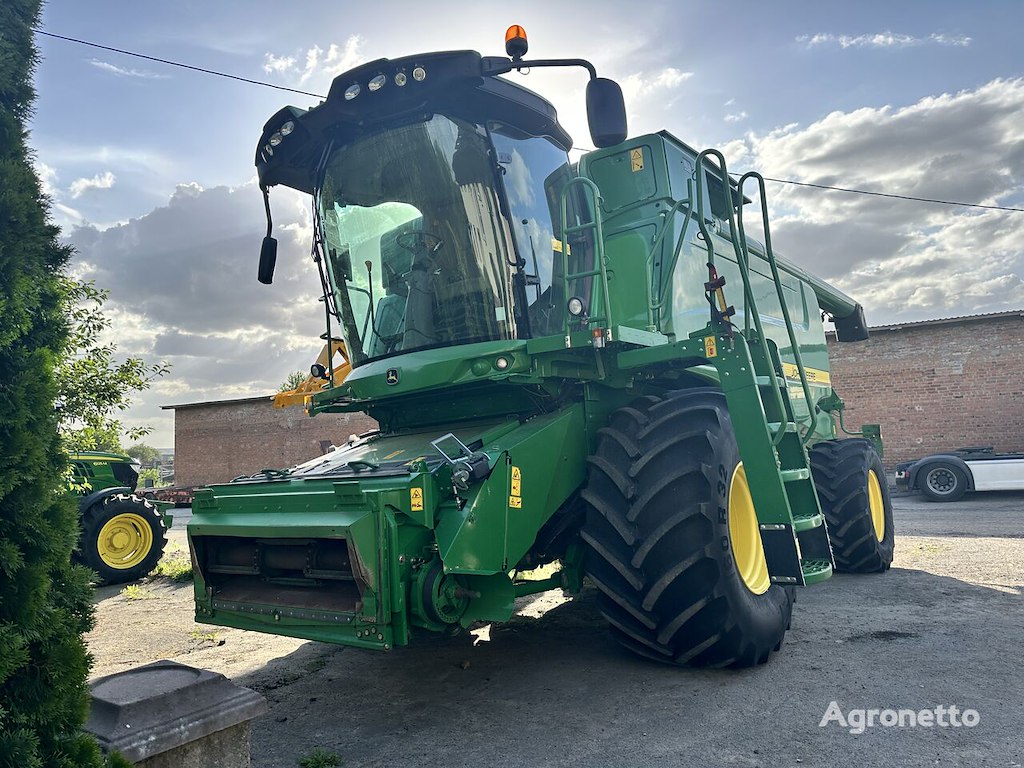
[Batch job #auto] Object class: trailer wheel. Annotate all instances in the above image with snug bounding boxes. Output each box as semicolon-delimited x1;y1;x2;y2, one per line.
919;461;967;502
580;388;792;667
80;494;168;584
809;439;894;572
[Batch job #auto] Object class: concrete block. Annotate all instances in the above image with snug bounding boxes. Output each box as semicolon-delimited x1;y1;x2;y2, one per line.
86;660;266;767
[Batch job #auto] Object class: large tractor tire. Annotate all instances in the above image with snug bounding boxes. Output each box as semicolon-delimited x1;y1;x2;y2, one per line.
580;388;792;667
80;494;168;584
808;439;894;573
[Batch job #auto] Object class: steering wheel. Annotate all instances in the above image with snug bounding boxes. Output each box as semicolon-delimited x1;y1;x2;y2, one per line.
396;230;444;256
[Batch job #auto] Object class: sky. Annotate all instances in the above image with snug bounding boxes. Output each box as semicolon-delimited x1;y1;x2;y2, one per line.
29;0;1024;448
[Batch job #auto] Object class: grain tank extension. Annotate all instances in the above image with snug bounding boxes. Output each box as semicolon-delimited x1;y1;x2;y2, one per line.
188;28;893;666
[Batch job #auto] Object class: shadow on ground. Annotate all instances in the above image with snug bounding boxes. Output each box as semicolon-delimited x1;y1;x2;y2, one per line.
235;565;1022;768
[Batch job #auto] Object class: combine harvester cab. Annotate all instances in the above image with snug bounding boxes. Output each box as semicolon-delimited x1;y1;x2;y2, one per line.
189;27;893;666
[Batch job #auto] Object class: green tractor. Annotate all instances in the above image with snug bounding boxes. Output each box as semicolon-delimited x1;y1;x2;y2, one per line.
70;451;170;584
188;28;894;666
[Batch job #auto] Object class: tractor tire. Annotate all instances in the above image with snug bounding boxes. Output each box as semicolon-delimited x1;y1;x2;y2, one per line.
918;461;967;502
580;387;792;668
79;494;168;584
808;439;894;573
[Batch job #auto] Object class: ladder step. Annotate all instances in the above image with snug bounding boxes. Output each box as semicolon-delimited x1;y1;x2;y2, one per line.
768;421;798;435
755;375;785;387
800;559;833;585
780;468;810;482
792;512;824;532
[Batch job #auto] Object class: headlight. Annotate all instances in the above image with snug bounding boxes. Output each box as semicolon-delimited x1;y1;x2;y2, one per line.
344;83;361;100
368;74;387;92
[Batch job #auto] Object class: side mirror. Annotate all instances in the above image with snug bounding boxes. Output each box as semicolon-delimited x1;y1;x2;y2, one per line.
258;236;278;284
586;78;627;148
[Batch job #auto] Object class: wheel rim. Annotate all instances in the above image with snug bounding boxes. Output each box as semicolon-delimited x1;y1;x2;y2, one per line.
728;463;771;595
925;467;957;496
867;470;885;541
97;513;153;569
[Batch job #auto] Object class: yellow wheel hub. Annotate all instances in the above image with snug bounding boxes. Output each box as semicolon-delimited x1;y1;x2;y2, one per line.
97;513;153;569
728;463;771;595
867;470;885;542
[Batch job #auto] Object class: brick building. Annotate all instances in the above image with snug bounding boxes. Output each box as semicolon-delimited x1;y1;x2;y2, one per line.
826;310;1024;467
162;396;376;487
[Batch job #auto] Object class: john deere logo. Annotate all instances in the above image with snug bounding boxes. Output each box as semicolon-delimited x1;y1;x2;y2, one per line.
385;368;400;385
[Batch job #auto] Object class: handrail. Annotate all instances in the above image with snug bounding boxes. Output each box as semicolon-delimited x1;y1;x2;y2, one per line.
642;197;696;331
560;177;612;339
735;171;817;440
693;149;789;443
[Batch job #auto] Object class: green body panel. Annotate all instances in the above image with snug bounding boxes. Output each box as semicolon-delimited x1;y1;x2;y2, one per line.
435;404;586;573
193;93;879;648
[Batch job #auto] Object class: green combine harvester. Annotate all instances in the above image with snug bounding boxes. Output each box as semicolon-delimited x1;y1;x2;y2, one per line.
188;28;894;666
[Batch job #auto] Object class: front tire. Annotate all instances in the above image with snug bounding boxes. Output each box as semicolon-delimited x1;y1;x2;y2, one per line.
809;439;894;572
581;388;792;667
79;494;168;584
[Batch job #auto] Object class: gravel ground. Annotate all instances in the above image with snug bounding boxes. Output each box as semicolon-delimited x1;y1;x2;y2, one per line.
87;492;1024;767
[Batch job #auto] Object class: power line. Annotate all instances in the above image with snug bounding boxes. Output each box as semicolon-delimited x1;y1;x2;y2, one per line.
33;29;1024;215
761;177;1024;214
35;29;326;99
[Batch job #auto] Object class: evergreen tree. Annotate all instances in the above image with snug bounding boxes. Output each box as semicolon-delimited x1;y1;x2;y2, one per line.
0;2;106;765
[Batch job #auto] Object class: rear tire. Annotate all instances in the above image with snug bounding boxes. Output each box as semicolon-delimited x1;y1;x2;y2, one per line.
809;439;894;573
581;388;792;667
80;494;168;584
919;461;967;502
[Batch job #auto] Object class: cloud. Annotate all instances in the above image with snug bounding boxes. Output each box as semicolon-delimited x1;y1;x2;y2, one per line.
69;171;116;198
619;67;693;102
727;78;1024;324
797;32;972;49
89;59;169;79
263;54;296;74
66;180;331;444
725;111;748;124
262;36;366;87
33;159;59;197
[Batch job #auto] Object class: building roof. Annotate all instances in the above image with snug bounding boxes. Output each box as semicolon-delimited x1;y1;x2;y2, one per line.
161;394;273;410
828;309;1024;337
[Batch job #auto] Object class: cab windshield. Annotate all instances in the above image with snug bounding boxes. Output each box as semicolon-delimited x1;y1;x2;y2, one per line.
318;114;524;365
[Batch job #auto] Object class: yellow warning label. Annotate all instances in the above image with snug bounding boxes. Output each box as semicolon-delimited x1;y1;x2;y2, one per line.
509;495;523;508
630;148;644;172
410;487;424;512
510;466;522;501
781;363;831;385
704;336;717;358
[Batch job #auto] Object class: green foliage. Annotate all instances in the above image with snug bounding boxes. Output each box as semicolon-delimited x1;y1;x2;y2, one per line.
298;748;343;768
138;467;165;488
0;1;107;764
55;280;169;452
120;585;155;601
152;547;192;582
104;752;134;768
279;369;308;392
125;442;160;467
